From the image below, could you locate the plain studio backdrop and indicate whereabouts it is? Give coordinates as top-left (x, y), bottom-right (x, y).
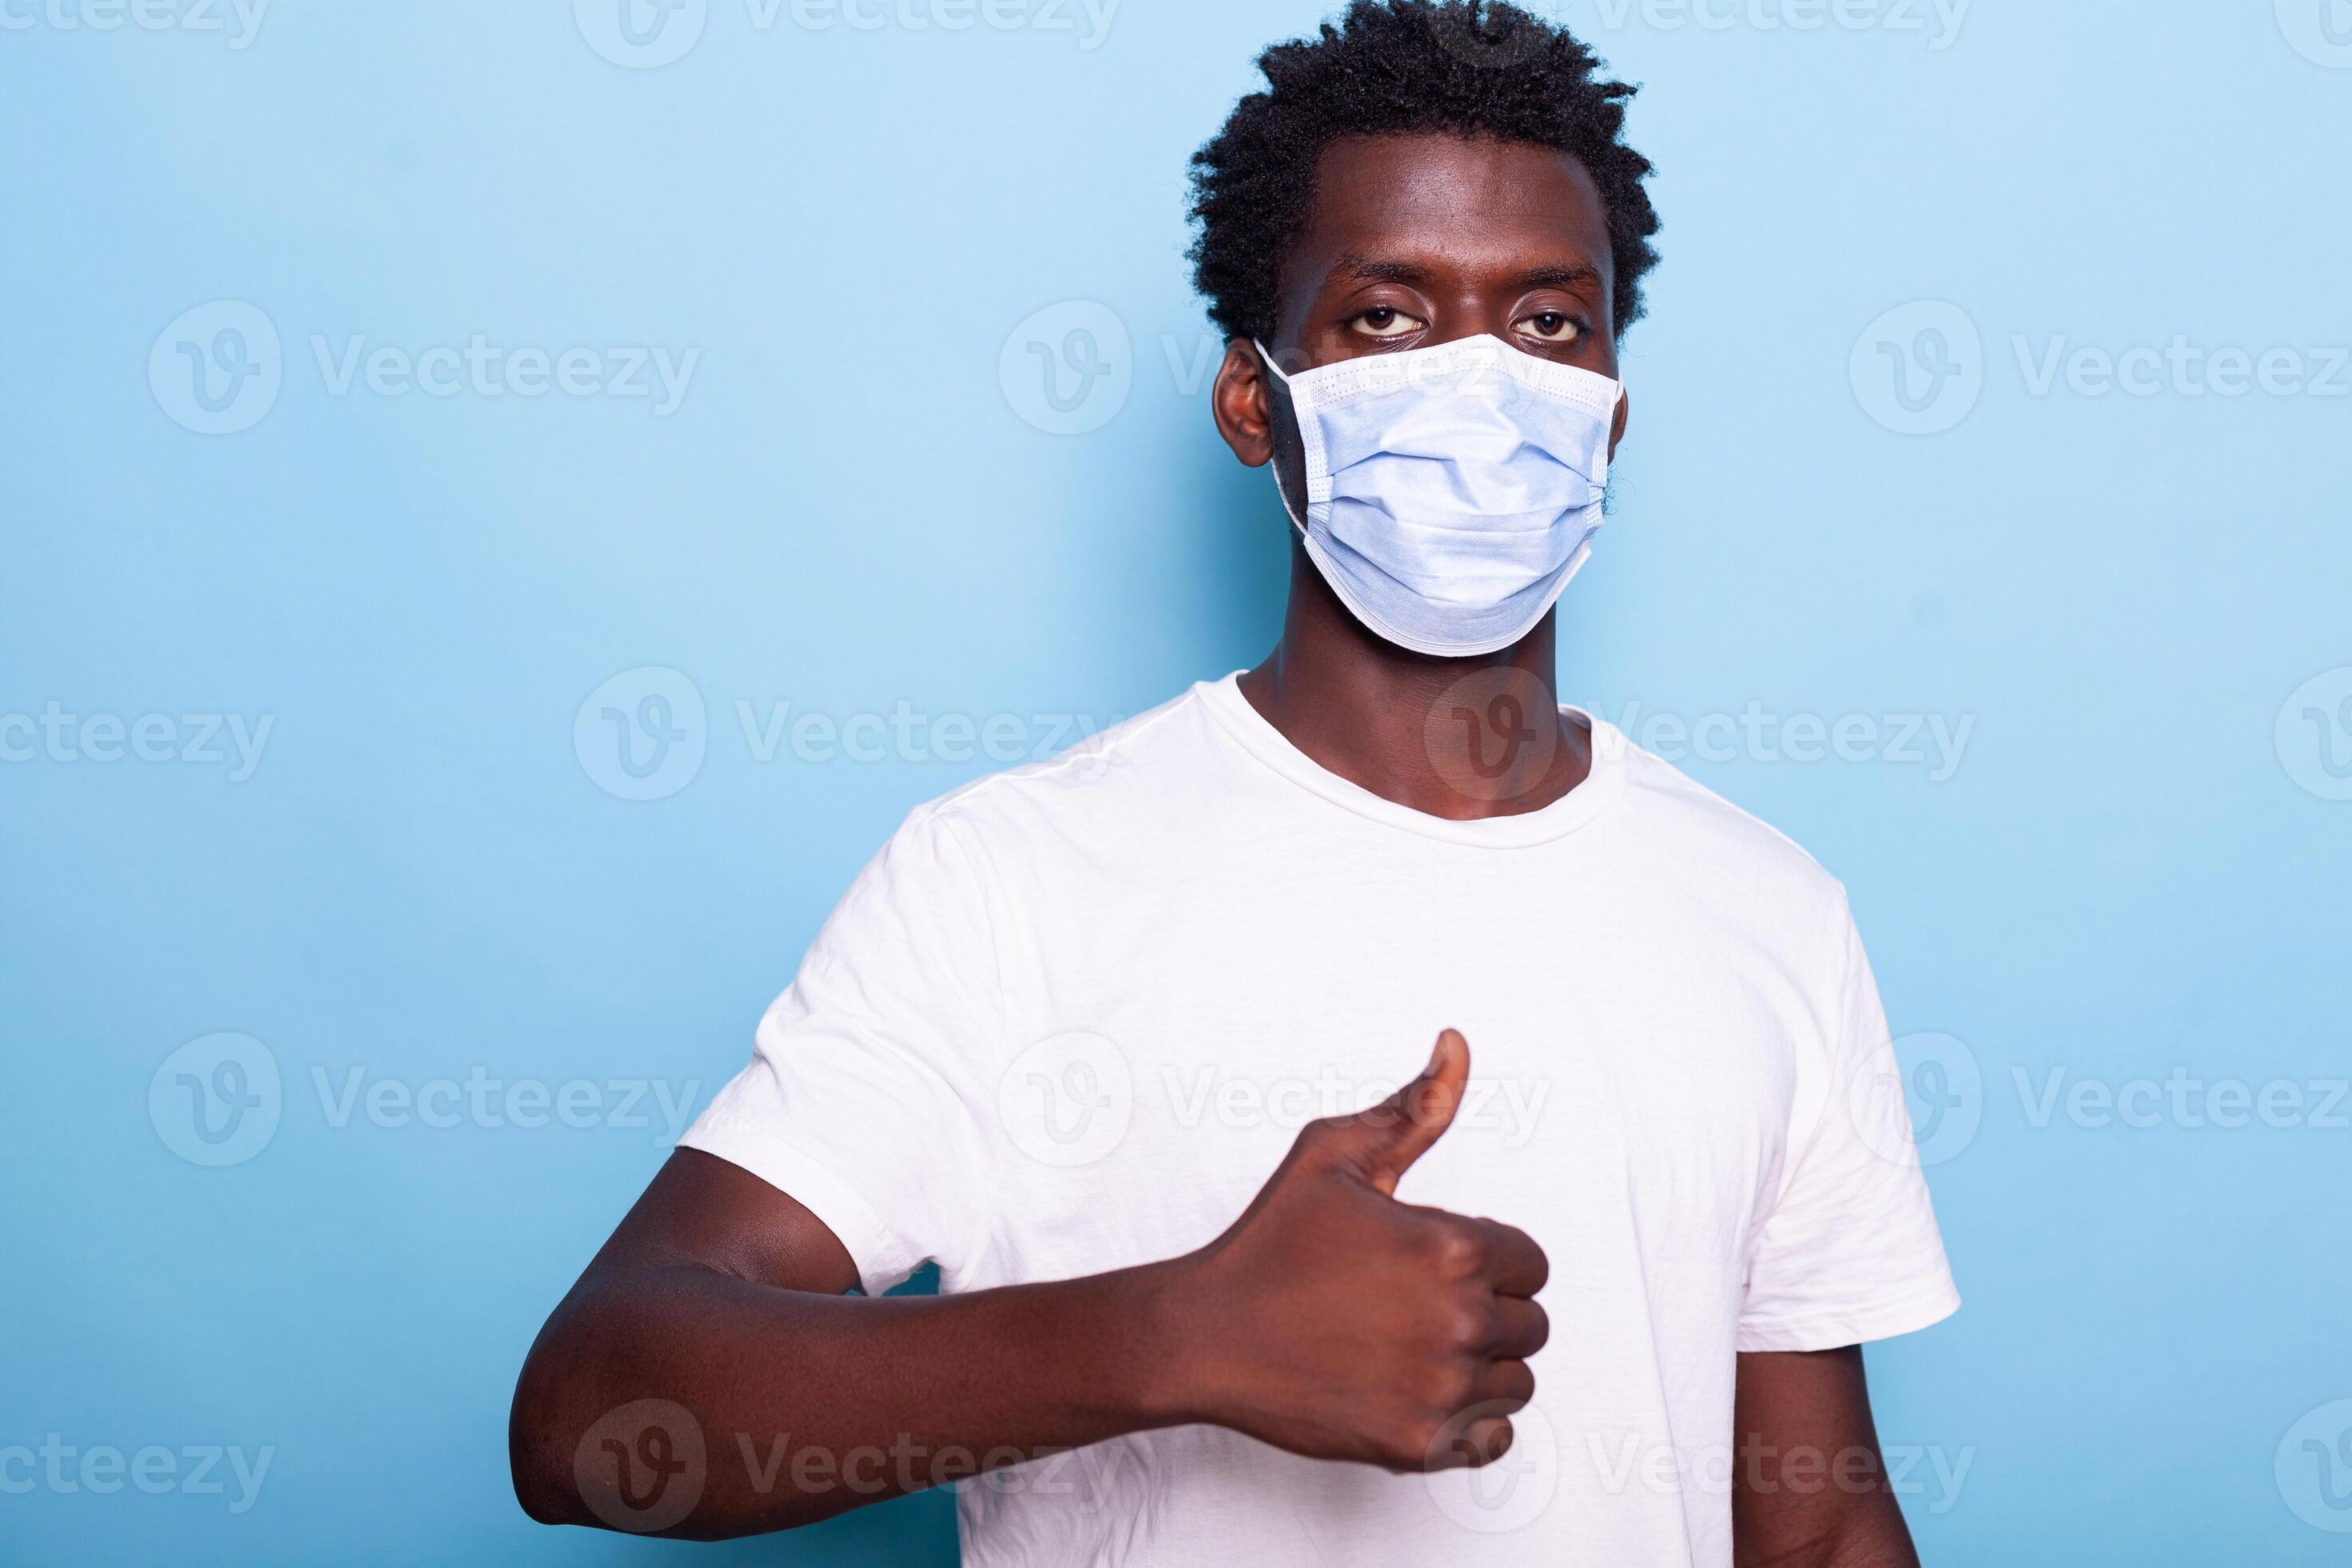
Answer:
top-left (4, 1), bottom-right (2349, 1562)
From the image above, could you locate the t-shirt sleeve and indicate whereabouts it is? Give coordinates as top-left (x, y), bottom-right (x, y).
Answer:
top-left (1737, 899), bottom-right (1961, 1352)
top-left (677, 806), bottom-right (1007, 1295)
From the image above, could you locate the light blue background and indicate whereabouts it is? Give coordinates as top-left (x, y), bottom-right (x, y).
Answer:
top-left (5, 1), bottom-right (2349, 1562)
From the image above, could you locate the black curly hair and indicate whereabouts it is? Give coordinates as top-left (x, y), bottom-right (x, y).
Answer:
top-left (1188, 0), bottom-right (1662, 346)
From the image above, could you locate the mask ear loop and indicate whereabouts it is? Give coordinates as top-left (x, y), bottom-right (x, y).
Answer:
top-left (1252, 340), bottom-right (1310, 536)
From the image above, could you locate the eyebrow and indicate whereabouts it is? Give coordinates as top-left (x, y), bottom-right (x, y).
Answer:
top-left (1327, 254), bottom-right (1604, 291)
top-left (1330, 254), bottom-right (1432, 286)
top-left (1513, 262), bottom-right (1603, 291)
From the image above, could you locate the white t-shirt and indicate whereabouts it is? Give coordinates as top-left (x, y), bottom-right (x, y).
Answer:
top-left (681, 673), bottom-right (1958, 1567)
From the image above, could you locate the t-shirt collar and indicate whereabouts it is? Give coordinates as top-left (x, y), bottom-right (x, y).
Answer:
top-left (1194, 671), bottom-right (1626, 848)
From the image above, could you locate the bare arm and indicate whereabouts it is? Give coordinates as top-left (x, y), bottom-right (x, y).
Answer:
top-left (1731, 1347), bottom-right (1920, 1568)
top-left (510, 1033), bottom-right (1549, 1539)
top-left (508, 1148), bottom-right (1194, 1537)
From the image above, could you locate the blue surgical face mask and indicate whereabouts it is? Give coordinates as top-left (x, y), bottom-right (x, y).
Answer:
top-left (1255, 334), bottom-right (1623, 658)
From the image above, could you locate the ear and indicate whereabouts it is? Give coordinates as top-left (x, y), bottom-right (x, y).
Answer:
top-left (1210, 340), bottom-right (1276, 467)
top-left (1215, 341), bottom-right (1310, 528)
top-left (1607, 386), bottom-right (1631, 463)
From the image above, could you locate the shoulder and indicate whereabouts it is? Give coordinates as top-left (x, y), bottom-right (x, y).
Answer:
top-left (1600, 718), bottom-right (1857, 934)
top-left (884, 682), bottom-right (1228, 866)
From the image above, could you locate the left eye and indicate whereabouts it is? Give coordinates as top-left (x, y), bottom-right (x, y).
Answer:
top-left (1519, 312), bottom-right (1581, 342)
top-left (1354, 306), bottom-right (1422, 338)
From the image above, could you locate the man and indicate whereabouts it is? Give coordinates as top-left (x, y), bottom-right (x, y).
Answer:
top-left (510, 2), bottom-right (1958, 1562)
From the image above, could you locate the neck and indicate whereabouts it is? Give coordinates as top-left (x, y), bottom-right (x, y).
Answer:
top-left (1237, 537), bottom-right (1592, 820)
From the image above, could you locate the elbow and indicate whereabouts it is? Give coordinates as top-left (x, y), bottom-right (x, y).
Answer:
top-left (507, 1338), bottom-right (588, 1528)
top-left (509, 1443), bottom-right (570, 1530)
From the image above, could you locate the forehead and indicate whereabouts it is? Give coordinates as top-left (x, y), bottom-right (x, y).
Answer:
top-left (1284, 131), bottom-right (1612, 292)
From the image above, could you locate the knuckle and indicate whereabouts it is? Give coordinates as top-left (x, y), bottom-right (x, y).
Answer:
top-left (1424, 1358), bottom-right (1476, 1410)
top-left (1442, 1417), bottom-right (1506, 1469)
top-left (1382, 1421), bottom-right (1435, 1471)
top-left (1429, 1224), bottom-right (1485, 1277)
top-left (1408, 1417), bottom-right (1453, 1471)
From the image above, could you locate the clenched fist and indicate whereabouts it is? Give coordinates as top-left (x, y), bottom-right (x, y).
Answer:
top-left (1163, 1030), bottom-right (1550, 1471)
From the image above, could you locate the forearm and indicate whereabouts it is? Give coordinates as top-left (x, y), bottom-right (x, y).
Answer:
top-left (1734, 1508), bottom-right (1919, 1568)
top-left (1822, 1510), bottom-right (1922, 1568)
top-left (1730, 1348), bottom-right (1920, 1568)
top-left (510, 1256), bottom-right (1202, 1538)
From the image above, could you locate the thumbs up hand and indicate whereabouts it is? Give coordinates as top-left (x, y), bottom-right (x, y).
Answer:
top-left (1163, 1030), bottom-right (1550, 1471)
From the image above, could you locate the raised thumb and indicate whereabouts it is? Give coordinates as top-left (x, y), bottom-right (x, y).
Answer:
top-left (1357, 1029), bottom-right (1469, 1196)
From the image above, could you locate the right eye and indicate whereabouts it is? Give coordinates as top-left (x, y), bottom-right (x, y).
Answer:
top-left (1351, 306), bottom-right (1425, 340)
